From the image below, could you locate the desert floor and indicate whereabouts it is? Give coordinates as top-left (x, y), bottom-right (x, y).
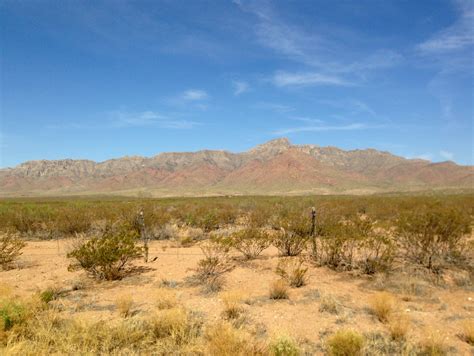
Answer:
top-left (1, 239), bottom-right (473, 354)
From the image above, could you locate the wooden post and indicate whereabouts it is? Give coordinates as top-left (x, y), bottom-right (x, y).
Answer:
top-left (137, 209), bottom-right (148, 263)
top-left (310, 207), bottom-right (317, 256)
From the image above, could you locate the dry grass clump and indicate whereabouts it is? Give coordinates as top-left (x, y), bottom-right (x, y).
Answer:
top-left (459, 320), bottom-right (474, 345)
top-left (221, 291), bottom-right (244, 320)
top-left (115, 294), bottom-right (134, 318)
top-left (418, 329), bottom-right (447, 356)
top-left (369, 292), bottom-right (395, 323)
top-left (319, 294), bottom-right (340, 315)
top-left (0, 233), bottom-right (26, 270)
top-left (269, 280), bottom-right (289, 300)
top-left (275, 258), bottom-right (308, 288)
top-left (270, 334), bottom-right (300, 356)
top-left (387, 313), bottom-right (410, 341)
top-left (326, 329), bottom-right (365, 356)
top-left (205, 322), bottom-right (267, 356)
top-left (150, 308), bottom-right (191, 341)
top-left (156, 288), bottom-right (178, 310)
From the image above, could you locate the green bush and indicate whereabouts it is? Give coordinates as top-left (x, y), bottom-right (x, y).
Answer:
top-left (229, 228), bottom-right (271, 259)
top-left (67, 224), bottom-right (143, 280)
top-left (396, 206), bottom-right (471, 270)
top-left (272, 209), bottom-right (311, 256)
top-left (270, 335), bottom-right (300, 356)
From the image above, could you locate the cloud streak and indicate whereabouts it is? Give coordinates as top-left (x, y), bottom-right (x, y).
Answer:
top-left (418, 0), bottom-right (474, 53)
top-left (272, 122), bottom-right (378, 135)
top-left (272, 71), bottom-right (352, 87)
top-left (233, 80), bottom-right (249, 95)
top-left (181, 89), bottom-right (209, 101)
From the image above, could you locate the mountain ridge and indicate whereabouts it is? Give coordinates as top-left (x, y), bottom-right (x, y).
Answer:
top-left (1, 138), bottom-right (472, 196)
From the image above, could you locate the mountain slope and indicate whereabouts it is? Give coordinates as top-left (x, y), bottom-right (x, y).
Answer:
top-left (1, 138), bottom-right (472, 196)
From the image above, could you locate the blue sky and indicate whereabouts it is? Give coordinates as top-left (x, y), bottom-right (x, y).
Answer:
top-left (1, 0), bottom-right (473, 167)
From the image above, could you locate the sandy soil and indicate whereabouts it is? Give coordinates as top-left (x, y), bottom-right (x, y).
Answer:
top-left (1, 240), bottom-right (473, 354)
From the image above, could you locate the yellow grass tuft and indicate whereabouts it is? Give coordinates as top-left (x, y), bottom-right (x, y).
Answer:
top-left (156, 288), bottom-right (178, 310)
top-left (369, 292), bottom-right (395, 323)
top-left (115, 294), bottom-right (134, 318)
top-left (269, 280), bottom-right (289, 300)
top-left (221, 291), bottom-right (244, 320)
top-left (326, 329), bottom-right (365, 356)
top-left (387, 313), bottom-right (410, 341)
top-left (460, 320), bottom-right (474, 345)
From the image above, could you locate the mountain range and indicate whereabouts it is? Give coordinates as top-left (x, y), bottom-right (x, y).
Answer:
top-left (1, 138), bottom-right (472, 196)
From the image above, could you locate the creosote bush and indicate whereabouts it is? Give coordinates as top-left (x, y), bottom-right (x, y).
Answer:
top-left (194, 241), bottom-right (232, 292)
top-left (326, 329), bottom-right (365, 356)
top-left (272, 209), bottom-right (310, 256)
top-left (0, 233), bottom-right (26, 270)
top-left (229, 228), bottom-right (271, 259)
top-left (275, 258), bottom-right (308, 288)
top-left (396, 206), bottom-right (471, 270)
top-left (67, 224), bottom-right (143, 280)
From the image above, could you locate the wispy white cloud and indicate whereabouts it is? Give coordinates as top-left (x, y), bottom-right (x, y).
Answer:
top-left (290, 116), bottom-right (324, 124)
top-left (234, 0), bottom-right (402, 87)
top-left (254, 102), bottom-right (293, 113)
top-left (418, 0), bottom-right (474, 53)
top-left (406, 153), bottom-right (433, 161)
top-left (232, 80), bottom-right (249, 95)
top-left (272, 71), bottom-right (351, 87)
top-left (272, 122), bottom-right (376, 135)
top-left (440, 150), bottom-right (454, 160)
top-left (48, 110), bottom-right (199, 130)
top-left (181, 89), bottom-right (209, 101)
top-left (112, 110), bottom-right (198, 129)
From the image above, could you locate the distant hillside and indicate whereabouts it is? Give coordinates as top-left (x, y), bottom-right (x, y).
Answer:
top-left (1, 138), bottom-right (472, 196)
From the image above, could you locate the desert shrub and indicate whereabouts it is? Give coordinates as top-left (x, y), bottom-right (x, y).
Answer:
top-left (388, 313), bottom-right (410, 341)
top-left (115, 294), bottom-right (134, 318)
top-left (355, 217), bottom-right (396, 274)
top-left (269, 280), bottom-right (289, 300)
top-left (230, 228), bottom-right (271, 259)
top-left (221, 291), bottom-right (244, 320)
top-left (272, 209), bottom-right (311, 256)
top-left (275, 258), bottom-right (308, 288)
top-left (396, 206), bottom-right (471, 270)
top-left (460, 320), bottom-right (474, 345)
top-left (67, 224), bottom-right (143, 280)
top-left (369, 292), bottom-right (395, 323)
top-left (194, 241), bottom-right (233, 292)
top-left (326, 329), bottom-right (365, 356)
top-left (156, 288), bottom-right (178, 310)
top-left (55, 208), bottom-right (92, 236)
top-left (270, 334), bottom-right (300, 356)
top-left (205, 322), bottom-right (267, 356)
top-left (39, 287), bottom-right (62, 304)
top-left (0, 233), bottom-right (26, 269)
